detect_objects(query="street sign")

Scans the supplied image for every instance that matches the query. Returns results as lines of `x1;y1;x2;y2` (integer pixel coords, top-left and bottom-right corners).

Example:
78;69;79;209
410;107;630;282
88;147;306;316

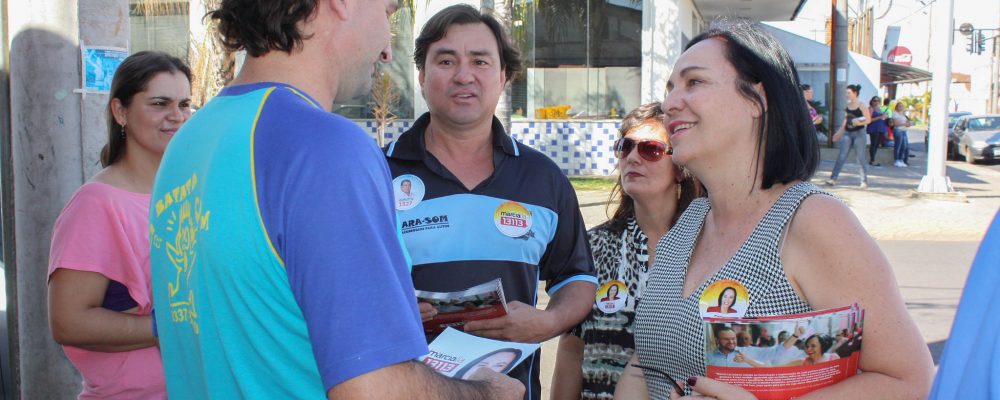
887;46;913;65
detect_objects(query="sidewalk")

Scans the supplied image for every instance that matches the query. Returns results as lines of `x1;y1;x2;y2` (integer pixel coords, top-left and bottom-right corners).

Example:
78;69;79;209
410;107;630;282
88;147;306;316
575;132;1000;241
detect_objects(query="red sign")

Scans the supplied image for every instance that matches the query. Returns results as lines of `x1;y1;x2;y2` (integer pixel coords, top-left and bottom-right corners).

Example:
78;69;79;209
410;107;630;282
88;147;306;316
887;46;913;65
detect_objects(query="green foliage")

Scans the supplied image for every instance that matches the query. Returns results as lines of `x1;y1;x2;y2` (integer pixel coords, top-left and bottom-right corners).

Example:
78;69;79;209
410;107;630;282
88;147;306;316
569;177;616;191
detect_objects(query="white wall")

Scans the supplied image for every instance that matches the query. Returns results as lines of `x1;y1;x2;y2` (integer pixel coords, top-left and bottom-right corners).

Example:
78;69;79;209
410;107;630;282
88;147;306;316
641;0;700;104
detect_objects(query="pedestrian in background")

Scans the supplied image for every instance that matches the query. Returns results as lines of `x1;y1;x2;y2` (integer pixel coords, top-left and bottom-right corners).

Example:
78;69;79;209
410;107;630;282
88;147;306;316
866;96;889;167
48;51;192;400
826;84;871;188
892;101;912;167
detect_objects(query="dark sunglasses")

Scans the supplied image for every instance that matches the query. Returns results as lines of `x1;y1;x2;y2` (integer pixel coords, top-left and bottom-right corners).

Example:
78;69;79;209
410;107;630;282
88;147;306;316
614;137;671;162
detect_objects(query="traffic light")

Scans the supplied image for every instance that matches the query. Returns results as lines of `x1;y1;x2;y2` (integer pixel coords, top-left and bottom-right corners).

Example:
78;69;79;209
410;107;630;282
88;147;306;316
967;34;977;54
976;31;986;54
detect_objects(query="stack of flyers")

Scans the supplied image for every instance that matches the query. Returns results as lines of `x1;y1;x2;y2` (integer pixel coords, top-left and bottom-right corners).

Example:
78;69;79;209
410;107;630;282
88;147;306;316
701;304;864;400
416;278;508;335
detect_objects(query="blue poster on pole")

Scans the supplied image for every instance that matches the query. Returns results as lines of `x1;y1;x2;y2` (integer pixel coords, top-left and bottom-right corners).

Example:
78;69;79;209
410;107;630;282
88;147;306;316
82;46;128;93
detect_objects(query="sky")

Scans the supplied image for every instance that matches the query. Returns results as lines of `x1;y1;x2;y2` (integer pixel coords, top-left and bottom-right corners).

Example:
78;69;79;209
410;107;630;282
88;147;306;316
767;0;998;74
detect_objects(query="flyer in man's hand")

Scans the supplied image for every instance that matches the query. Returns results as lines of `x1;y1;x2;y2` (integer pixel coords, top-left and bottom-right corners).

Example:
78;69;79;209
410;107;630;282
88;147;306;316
416;278;508;335
701;304;864;400
419;327;539;379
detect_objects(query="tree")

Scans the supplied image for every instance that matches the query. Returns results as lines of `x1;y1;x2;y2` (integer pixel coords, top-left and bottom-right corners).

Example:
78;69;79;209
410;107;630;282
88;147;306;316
370;69;400;148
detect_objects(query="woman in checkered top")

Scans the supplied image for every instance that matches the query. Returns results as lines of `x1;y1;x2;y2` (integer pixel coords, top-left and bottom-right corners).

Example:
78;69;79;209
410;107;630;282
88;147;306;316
612;19;933;399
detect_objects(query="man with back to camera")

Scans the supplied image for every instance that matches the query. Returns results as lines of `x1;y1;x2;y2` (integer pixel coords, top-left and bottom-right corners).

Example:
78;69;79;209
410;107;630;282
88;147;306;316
384;5;597;399
148;0;522;398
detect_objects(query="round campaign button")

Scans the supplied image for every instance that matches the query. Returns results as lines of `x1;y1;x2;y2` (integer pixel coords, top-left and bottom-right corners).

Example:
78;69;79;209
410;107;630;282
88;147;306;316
493;201;532;238
699;279;750;319
393;174;425;211
596;280;628;314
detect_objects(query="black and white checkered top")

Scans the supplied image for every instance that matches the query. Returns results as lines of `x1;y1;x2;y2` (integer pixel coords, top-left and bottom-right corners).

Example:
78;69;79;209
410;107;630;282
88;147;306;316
634;182;828;397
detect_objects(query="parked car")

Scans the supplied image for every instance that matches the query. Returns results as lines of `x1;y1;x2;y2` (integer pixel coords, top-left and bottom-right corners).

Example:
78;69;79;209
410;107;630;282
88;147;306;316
954;115;1000;164
945;111;972;159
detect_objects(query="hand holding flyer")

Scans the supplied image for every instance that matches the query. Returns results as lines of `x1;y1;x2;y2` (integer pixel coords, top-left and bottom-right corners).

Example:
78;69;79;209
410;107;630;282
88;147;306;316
416;278;508;335
419;328;540;380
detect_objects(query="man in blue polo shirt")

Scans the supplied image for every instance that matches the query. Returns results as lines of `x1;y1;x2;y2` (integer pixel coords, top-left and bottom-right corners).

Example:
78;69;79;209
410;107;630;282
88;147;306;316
385;5;597;400
149;0;522;398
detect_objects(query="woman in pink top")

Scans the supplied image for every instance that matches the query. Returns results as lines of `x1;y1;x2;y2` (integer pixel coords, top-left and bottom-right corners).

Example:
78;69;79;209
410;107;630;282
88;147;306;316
47;51;191;399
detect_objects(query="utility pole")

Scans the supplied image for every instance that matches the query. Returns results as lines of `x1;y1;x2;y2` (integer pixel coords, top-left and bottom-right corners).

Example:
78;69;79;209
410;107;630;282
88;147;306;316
829;0;848;144
918;0;955;194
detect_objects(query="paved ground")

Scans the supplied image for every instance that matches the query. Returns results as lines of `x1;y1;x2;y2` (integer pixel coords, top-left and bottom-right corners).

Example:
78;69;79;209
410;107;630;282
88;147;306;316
536;131;997;398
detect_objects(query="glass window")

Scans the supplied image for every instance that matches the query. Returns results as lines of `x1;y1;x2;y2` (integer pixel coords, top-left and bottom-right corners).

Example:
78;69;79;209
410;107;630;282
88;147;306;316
518;0;642;119
129;0;189;59
332;4;415;120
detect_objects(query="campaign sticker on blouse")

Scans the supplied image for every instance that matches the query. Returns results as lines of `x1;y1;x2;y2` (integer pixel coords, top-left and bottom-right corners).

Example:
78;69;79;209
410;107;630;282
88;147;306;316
699;279;749;319
596;280;628;314
493;201;532;238
393;174;425;211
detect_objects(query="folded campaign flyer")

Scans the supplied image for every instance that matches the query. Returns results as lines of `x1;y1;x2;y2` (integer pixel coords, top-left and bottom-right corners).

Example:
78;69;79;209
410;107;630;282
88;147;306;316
416;278;508;335
419;328;540;379
702;305;864;400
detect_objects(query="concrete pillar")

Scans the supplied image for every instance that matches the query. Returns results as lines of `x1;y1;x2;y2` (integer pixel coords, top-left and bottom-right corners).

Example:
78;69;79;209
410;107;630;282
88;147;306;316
919;0;956;193
6;0;129;397
641;0;680;104
830;0;848;145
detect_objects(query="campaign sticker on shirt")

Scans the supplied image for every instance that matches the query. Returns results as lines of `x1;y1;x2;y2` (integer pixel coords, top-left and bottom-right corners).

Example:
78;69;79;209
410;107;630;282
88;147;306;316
699;280;749;319
393;174;425;211
596;280;628;314
493;201;532;238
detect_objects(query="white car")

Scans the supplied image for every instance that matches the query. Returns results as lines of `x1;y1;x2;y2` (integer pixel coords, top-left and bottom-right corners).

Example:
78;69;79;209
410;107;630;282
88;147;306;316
954;115;1000;164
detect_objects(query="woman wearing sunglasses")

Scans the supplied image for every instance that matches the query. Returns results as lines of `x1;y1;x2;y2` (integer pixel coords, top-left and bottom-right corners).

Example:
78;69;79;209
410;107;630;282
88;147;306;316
550;102;702;400
614;20;932;399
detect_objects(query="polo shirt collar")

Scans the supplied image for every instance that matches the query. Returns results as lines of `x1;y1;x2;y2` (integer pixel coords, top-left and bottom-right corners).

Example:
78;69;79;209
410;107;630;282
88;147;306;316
386;113;520;161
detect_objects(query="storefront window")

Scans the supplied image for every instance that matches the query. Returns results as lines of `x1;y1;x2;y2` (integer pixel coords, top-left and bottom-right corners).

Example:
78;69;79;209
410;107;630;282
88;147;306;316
518;0;642;119
332;3;415;120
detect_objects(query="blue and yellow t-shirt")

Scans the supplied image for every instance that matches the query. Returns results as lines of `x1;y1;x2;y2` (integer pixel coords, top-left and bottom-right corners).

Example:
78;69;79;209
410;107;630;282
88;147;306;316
150;82;427;398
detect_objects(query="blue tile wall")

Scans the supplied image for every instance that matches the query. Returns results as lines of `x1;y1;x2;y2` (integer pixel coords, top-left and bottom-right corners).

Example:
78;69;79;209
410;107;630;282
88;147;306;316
354;119;619;176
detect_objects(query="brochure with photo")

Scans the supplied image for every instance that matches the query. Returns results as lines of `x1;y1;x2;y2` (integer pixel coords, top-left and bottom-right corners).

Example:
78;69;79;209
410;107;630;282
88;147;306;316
702;304;864;400
416;278;508;335
419;327;540;379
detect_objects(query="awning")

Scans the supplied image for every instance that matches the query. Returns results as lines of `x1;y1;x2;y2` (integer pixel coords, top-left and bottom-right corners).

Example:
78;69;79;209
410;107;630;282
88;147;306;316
880;62;932;85
694;0;807;21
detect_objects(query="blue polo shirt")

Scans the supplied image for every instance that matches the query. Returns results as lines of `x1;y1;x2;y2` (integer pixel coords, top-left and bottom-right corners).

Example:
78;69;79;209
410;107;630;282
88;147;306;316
384;113;597;400
150;82;427;398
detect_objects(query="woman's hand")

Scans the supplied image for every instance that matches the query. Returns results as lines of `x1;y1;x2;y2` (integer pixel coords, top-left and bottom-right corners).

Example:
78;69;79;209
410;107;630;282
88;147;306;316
669;376;756;400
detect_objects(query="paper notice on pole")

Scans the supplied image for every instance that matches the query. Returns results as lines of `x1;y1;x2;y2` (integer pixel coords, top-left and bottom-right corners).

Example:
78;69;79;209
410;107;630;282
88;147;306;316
836;68;847;82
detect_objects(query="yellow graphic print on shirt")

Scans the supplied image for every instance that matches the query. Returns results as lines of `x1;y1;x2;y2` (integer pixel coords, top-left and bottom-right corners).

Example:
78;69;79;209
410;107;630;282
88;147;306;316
150;173;210;334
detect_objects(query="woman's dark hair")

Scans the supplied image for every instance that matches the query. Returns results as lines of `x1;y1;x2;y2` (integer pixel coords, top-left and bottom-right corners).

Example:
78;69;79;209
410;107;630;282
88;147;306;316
717;287;737;307
413;4;523;82
685;18;818;189
869;96;881;106
454;348;523;379
800;84;811;91
846;84;861;95
209;0;319;57
102;51;191;167
605;102;704;234
806;334;835;354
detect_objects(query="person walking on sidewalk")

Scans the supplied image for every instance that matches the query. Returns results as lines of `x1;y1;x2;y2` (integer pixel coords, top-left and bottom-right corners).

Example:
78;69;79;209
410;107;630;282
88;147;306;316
826;84;871;188
891;102;912;167
866;96;889;167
